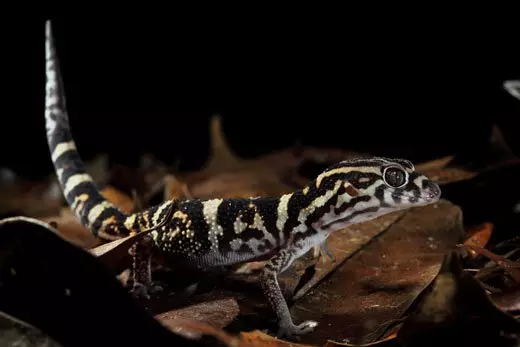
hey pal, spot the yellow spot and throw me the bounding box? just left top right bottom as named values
left=173, top=210, right=189, bottom=223
left=151, top=201, right=172, bottom=226
left=123, top=214, right=137, bottom=232
left=71, top=193, right=89, bottom=214
left=303, top=187, right=309, bottom=195
left=98, top=216, right=123, bottom=240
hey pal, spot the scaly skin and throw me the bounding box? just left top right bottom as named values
left=44, top=20, right=441, bottom=339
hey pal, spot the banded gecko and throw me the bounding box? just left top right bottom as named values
left=44, top=20, right=441, bottom=339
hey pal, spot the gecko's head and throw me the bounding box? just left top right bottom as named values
left=310, top=157, right=441, bottom=230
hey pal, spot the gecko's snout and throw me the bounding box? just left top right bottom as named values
left=423, top=180, right=441, bottom=201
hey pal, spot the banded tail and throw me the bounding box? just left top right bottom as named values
left=45, top=20, right=129, bottom=240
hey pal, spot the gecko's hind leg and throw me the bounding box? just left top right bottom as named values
left=128, top=234, right=163, bottom=299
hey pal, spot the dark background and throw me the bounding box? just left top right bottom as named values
left=2, top=17, right=520, bottom=180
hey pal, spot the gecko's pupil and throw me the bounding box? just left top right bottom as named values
left=384, top=167, right=406, bottom=187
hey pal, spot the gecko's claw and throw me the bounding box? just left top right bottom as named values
left=276, top=320, right=318, bottom=340
left=130, top=281, right=163, bottom=299
left=130, top=282, right=151, bottom=300
left=149, top=282, right=164, bottom=295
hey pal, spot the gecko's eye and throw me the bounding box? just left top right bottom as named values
left=383, top=166, right=407, bottom=188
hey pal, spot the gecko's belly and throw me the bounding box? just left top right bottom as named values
left=154, top=239, right=279, bottom=268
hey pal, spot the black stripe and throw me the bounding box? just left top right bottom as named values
left=282, top=191, right=312, bottom=238
left=255, top=196, right=282, bottom=247
left=322, top=206, right=381, bottom=230
left=374, top=185, right=389, bottom=207
left=49, top=128, right=74, bottom=153
left=216, top=198, right=245, bottom=255
left=334, top=195, right=371, bottom=215
left=303, top=185, right=344, bottom=230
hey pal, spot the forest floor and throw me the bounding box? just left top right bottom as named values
left=1, top=116, right=520, bottom=347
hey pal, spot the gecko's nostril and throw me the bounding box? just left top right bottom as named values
left=425, top=182, right=441, bottom=199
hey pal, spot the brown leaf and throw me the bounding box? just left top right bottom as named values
left=163, top=174, right=192, bottom=200
left=204, top=114, right=244, bottom=173
left=101, top=186, right=134, bottom=214
left=395, top=252, right=520, bottom=347
left=463, top=222, right=494, bottom=259
left=0, top=177, right=62, bottom=218
left=324, top=332, right=398, bottom=346
left=284, top=210, right=407, bottom=303
left=89, top=231, right=144, bottom=265
left=414, top=156, right=454, bottom=172
left=288, top=199, right=465, bottom=346
left=157, top=318, right=249, bottom=347
left=239, top=330, right=316, bottom=346
left=155, top=297, right=240, bottom=331
left=180, top=115, right=365, bottom=197
left=41, top=208, right=102, bottom=249
left=457, top=244, right=520, bottom=283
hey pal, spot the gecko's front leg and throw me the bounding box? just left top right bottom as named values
left=128, top=234, right=163, bottom=299
left=261, top=248, right=318, bottom=339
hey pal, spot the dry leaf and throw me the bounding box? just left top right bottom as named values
left=41, top=208, right=102, bottom=249
left=158, top=318, right=248, bottom=346
left=155, top=297, right=240, bottom=330
left=457, top=244, right=520, bottom=283
left=101, top=186, right=135, bottom=213
left=239, top=330, right=316, bottom=346
left=163, top=174, right=192, bottom=200
left=463, top=222, right=494, bottom=259
left=289, top=200, right=464, bottom=346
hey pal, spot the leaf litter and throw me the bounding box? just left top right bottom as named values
left=1, top=115, right=520, bottom=346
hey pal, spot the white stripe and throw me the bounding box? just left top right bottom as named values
left=276, top=193, right=292, bottom=232
left=51, top=142, right=76, bottom=162
left=63, top=174, right=93, bottom=197
left=87, top=201, right=112, bottom=228
left=202, top=199, right=224, bottom=251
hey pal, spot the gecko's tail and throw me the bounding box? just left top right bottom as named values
left=45, top=20, right=129, bottom=240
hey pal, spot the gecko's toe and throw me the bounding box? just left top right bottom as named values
left=130, top=282, right=151, bottom=300
left=149, top=282, right=164, bottom=295
left=276, top=320, right=318, bottom=339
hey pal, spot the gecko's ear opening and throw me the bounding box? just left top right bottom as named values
left=504, top=80, right=520, bottom=101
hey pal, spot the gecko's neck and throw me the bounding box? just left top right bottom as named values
left=279, top=178, right=389, bottom=236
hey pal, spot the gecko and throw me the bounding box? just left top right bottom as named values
left=43, top=20, right=442, bottom=339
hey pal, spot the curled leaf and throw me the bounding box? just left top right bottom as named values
left=463, top=222, right=494, bottom=259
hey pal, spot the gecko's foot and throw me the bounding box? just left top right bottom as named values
left=149, top=281, right=164, bottom=295
left=276, top=320, right=318, bottom=340
left=129, top=281, right=163, bottom=299
left=130, top=282, right=151, bottom=300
